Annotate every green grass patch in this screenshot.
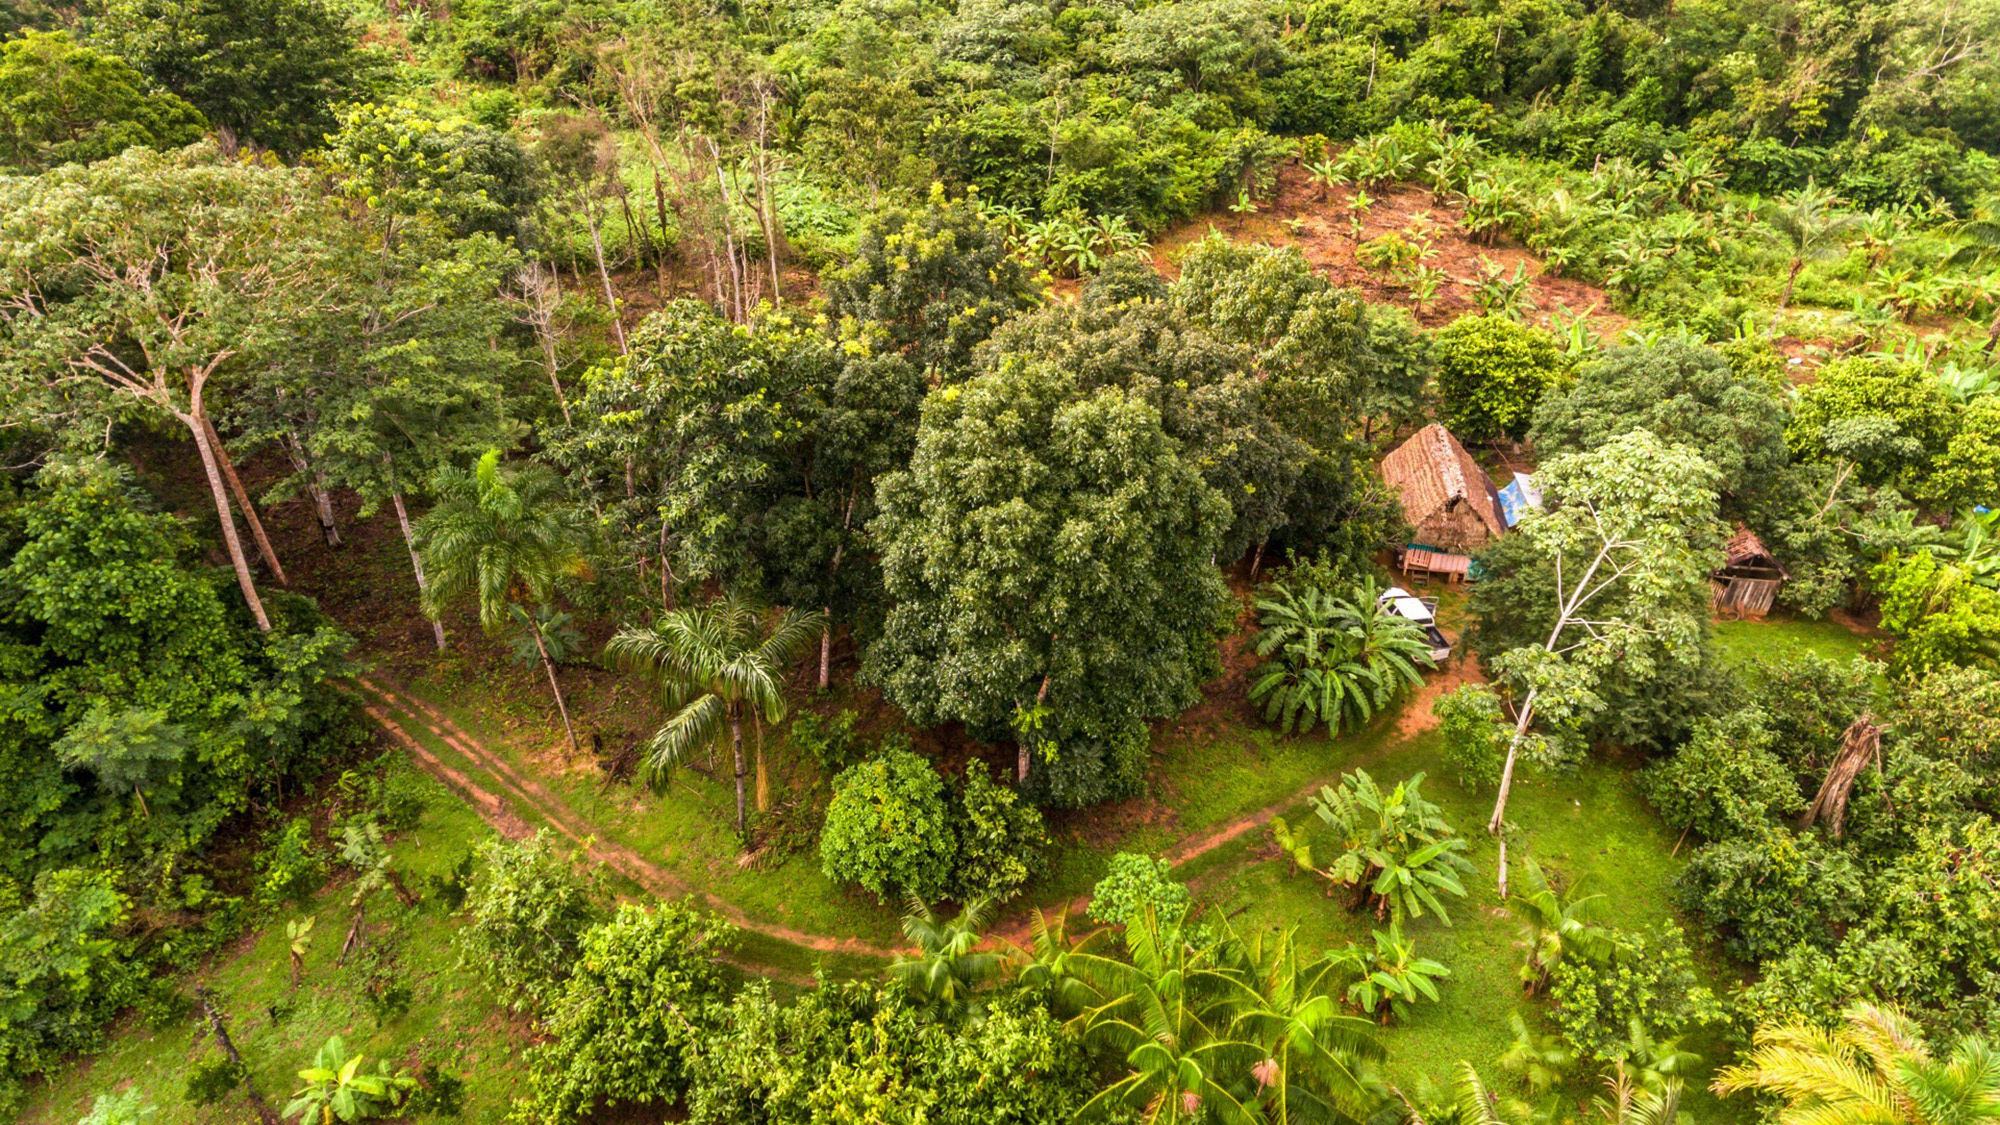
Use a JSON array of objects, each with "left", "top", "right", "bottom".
[
  {"left": 17, "top": 763, "right": 519, "bottom": 1125},
  {"left": 1712, "top": 614, "right": 1881, "bottom": 670}
]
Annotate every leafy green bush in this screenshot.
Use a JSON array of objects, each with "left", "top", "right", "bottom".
[
  {"left": 1675, "top": 827, "right": 1867, "bottom": 960},
  {"left": 1087, "top": 853, "right": 1190, "bottom": 926},
  {"left": 1433, "top": 315, "right": 1563, "bottom": 442},
  {"left": 1290, "top": 769, "right": 1471, "bottom": 925},
  {"left": 1435, "top": 684, "right": 1508, "bottom": 792},
  {"left": 789, "top": 709, "right": 863, "bottom": 776},
  {"left": 182, "top": 1055, "right": 243, "bottom": 1106},
  {"left": 819, "top": 746, "right": 956, "bottom": 903},
  {"left": 687, "top": 982, "right": 1095, "bottom": 1125},
  {"left": 0, "top": 868, "right": 132, "bottom": 1103},
  {"left": 1639, "top": 709, "right": 1804, "bottom": 842},
  {"left": 283, "top": 1036, "right": 414, "bottom": 1124},
  {"left": 523, "top": 904, "right": 735, "bottom": 1125},
  {"left": 455, "top": 831, "right": 605, "bottom": 1012},
  {"left": 950, "top": 767, "right": 1048, "bottom": 904},
  {"left": 77, "top": 1090, "right": 156, "bottom": 1125},
  {"left": 1547, "top": 924, "right": 1719, "bottom": 1062}
]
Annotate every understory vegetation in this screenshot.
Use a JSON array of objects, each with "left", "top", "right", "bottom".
[{"left": 4, "top": 0, "right": 2000, "bottom": 1120}]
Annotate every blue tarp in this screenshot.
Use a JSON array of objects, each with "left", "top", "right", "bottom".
[{"left": 1497, "top": 472, "right": 1542, "bottom": 528}]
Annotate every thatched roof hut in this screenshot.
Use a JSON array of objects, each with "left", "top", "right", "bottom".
[
  {"left": 1380, "top": 424, "right": 1508, "bottom": 553},
  {"left": 1712, "top": 525, "right": 1789, "bottom": 618}
]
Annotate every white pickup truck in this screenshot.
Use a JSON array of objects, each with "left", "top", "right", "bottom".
[{"left": 1379, "top": 586, "right": 1453, "bottom": 664}]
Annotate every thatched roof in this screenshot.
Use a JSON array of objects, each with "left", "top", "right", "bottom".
[
  {"left": 1381, "top": 424, "right": 1507, "bottom": 543},
  {"left": 1721, "top": 525, "right": 1789, "bottom": 578}
]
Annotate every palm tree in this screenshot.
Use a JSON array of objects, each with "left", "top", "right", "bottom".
[
  {"left": 1509, "top": 859, "right": 1628, "bottom": 994},
  {"left": 1227, "top": 924, "right": 1388, "bottom": 1124},
  {"left": 1761, "top": 181, "right": 1859, "bottom": 309},
  {"left": 1947, "top": 216, "right": 2000, "bottom": 353},
  {"left": 890, "top": 897, "right": 1002, "bottom": 1024},
  {"left": 416, "top": 450, "right": 591, "bottom": 753},
  {"left": 604, "top": 593, "right": 817, "bottom": 835},
  {"left": 1070, "top": 907, "right": 1268, "bottom": 1125},
  {"left": 1714, "top": 1003, "right": 2000, "bottom": 1125}
]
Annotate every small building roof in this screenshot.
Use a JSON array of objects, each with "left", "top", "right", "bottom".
[
  {"left": 1381, "top": 424, "right": 1508, "bottom": 542},
  {"left": 1720, "top": 525, "right": 1789, "bottom": 579}
]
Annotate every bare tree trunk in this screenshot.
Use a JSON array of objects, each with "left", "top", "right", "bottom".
[
  {"left": 391, "top": 488, "right": 448, "bottom": 652},
  {"left": 729, "top": 717, "right": 747, "bottom": 835},
  {"left": 185, "top": 412, "right": 271, "bottom": 632},
  {"left": 751, "top": 85, "right": 783, "bottom": 301},
  {"left": 583, "top": 197, "right": 629, "bottom": 354},
  {"left": 202, "top": 414, "right": 287, "bottom": 585},
  {"left": 1487, "top": 685, "right": 1541, "bottom": 839},
  {"left": 652, "top": 167, "right": 673, "bottom": 300},
  {"left": 1801, "top": 715, "right": 1884, "bottom": 840},
  {"left": 195, "top": 989, "right": 283, "bottom": 1125},
  {"left": 1779, "top": 258, "right": 1803, "bottom": 309},
  {"left": 286, "top": 433, "right": 341, "bottom": 546},
  {"left": 820, "top": 606, "right": 833, "bottom": 689},
  {"left": 754, "top": 714, "right": 769, "bottom": 813},
  {"left": 530, "top": 618, "right": 582, "bottom": 756}
]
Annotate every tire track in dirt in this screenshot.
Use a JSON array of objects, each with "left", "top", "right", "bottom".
[
  {"left": 359, "top": 661, "right": 1481, "bottom": 967},
  {"left": 353, "top": 675, "right": 902, "bottom": 964}
]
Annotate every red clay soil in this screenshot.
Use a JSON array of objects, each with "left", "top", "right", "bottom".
[{"left": 1149, "top": 162, "right": 1634, "bottom": 340}]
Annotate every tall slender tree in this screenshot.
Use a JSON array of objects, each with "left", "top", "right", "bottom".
[
  {"left": 415, "top": 451, "right": 592, "bottom": 753},
  {"left": 604, "top": 594, "right": 816, "bottom": 835}
]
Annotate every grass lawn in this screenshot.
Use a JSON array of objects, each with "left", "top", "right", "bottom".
[
  {"left": 1712, "top": 613, "right": 1882, "bottom": 670},
  {"left": 1184, "top": 729, "right": 1744, "bottom": 1118},
  {"left": 16, "top": 761, "right": 522, "bottom": 1125}
]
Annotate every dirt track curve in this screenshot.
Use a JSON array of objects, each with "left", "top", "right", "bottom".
[{"left": 355, "top": 662, "right": 1481, "bottom": 975}]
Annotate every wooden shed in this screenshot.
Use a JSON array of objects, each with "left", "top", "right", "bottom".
[
  {"left": 1380, "top": 424, "right": 1509, "bottom": 554},
  {"left": 1712, "top": 526, "right": 1789, "bottom": 618}
]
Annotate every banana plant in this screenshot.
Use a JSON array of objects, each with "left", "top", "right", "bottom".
[
  {"left": 1327, "top": 924, "right": 1449, "bottom": 1024},
  {"left": 283, "top": 1037, "right": 415, "bottom": 1124}
]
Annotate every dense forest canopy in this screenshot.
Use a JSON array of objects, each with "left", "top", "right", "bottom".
[{"left": 2, "top": 0, "right": 1999, "bottom": 1120}]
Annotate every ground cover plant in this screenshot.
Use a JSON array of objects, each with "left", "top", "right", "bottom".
[{"left": 5, "top": 0, "right": 2000, "bottom": 1118}]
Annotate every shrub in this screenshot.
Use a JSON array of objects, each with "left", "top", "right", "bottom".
[
  {"left": 0, "top": 868, "right": 132, "bottom": 1097},
  {"left": 1638, "top": 709, "right": 1804, "bottom": 842},
  {"left": 1547, "top": 924, "right": 1719, "bottom": 1062},
  {"left": 1433, "top": 315, "right": 1563, "bottom": 442},
  {"left": 523, "top": 904, "right": 735, "bottom": 1125},
  {"left": 1675, "top": 826, "right": 1868, "bottom": 960},
  {"left": 1435, "top": 684, "right": 1508, "bottom": 792},
  {"left": 77, "top": 1091, "right": 157, "bottom": 1125},
  {"left": 183, "top": 1055, "right": 243, "bottom": 1106},
  {"left": 254, "top": 817, "right": 327, "bottom": 912},
  {"left": 790, "top": 709, "right": 863, "bottom": 776},
  {"left": 951, "top": 767, "right": 1048, "bottom": 904},
  {"left": 1087, "top": 853, "right": 1190, "bottom": 926},
  {"left": 820, "top": 746, "right": 956, "bottom": 902},
  {"left": 455, "top": 831, "right": 605, "bottom": 1012}
]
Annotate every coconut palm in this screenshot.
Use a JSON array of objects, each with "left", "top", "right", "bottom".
[
  {"left": 1226, "top": 924, "right": 1388, "bottom": 1123},
  {"left": 1714, "top": 1003, "right": 2000, "bottom": 1125},
  {"left": 604, "top": 593, "right": 817, "bottom": 835},
  {"left": 1509, "top": 858, "right": 1629, "bottom": 993},
  {"left": 416, "top": 449, "right": 592, "bottom": 753},
  {"left": 1761, "top": 181, "right": 1859, "bottom": 309},
  {"left": 1071, "top": 906, "right": 1268, "bottom": 1125},
  {"left": 890, "top": 897, "right": 1002, "bottom": 1024}
]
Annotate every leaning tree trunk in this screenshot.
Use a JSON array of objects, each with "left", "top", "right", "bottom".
[
  {"left": 1779, "top": 258, "right": 1803, "bottom": 309},
  {"left": 1801, "top": 714, "right": 1884, "bottom": 840},
  {"left": 195, "top": 988, "right": 282, "bottom": 1125},
  {"left": 529, "top": 618, "right": 582, "bottom": 756},
  {"left": 202, "top": 413, "right": 287, "bottom": 585},
  {"left": 390, "top": 488, "right": 447, "bottom": 652},
  {"left": 583, "top": 196, "right": 628, "bottom": 355},
  {"left": 729, "top": 716, "right": 748, "bottom": 836},
  {"left": 183, "top": 411, "right": 271, "bottom": 632},
  {"left": 285, "top": 432, "right": 342, "bottom": 546}
]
